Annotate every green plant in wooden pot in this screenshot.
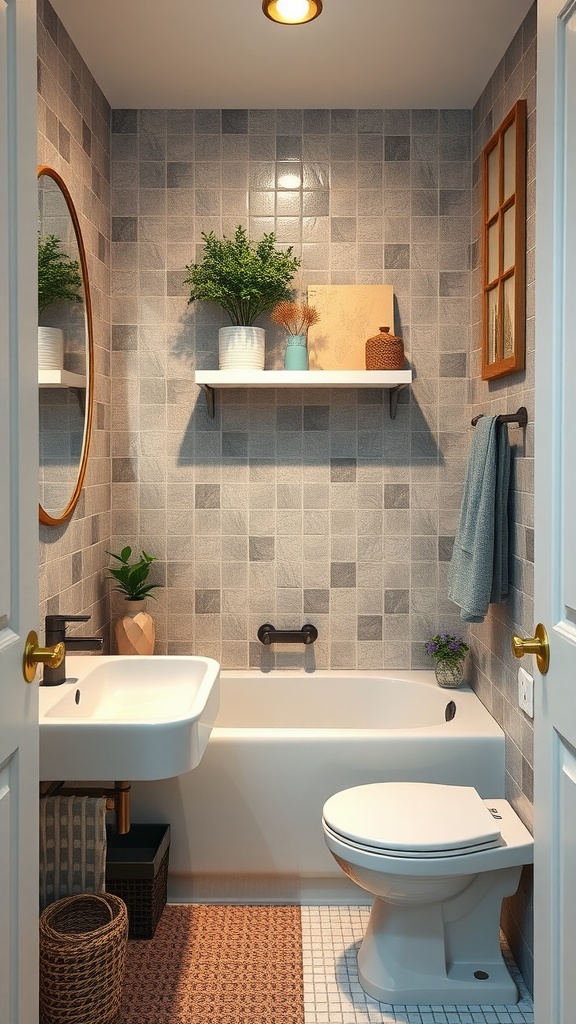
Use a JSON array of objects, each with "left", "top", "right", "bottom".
[
  {"left": 38, "top": 233, "right": 83, "bottom": 370},
  {"left": 184, "top": 225, "right": 300, "bottom": 370},
  {"left": 106, "top": 546, "right": 162, "bottom": 656}
]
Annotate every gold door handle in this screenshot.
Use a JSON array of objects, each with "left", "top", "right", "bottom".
[
  {"left": 511, "top": 622, "right": 550, "bottom": 675},
  {"left": 23, "top": 630, "right": 65, "bottom": 683}
]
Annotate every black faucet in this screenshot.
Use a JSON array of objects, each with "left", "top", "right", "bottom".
[{"left": 42, "top": 614, "right": 104, "bottom": 685}]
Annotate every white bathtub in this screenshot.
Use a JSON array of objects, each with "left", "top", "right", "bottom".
[{"left": 131, "top": 669, "right": 505, "bottom": 904}]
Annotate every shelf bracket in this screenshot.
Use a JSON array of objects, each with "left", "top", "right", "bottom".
[
  {"left": 199, "top": 384, "right": 215, "bottom": 418},
  {"left": 70, "top": 387, "right": 86, "bottom": 418},
  {"left": 389, "top": 384, "right": 408, "bottom": 420}
]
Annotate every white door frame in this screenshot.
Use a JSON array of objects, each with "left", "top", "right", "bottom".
[
  {"left": 0, "top": 0, "right": 41, "bottom": 1020},
  {"left": 533, "top": 0, "right": 576, "bottom": 1021}
]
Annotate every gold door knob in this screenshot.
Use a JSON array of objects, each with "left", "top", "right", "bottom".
[
  {"left": 23, "top": 630, "right": 65, "bottom": 683},
  {"left": 511, "top": 622, "right": 550, "bottom": 675}
]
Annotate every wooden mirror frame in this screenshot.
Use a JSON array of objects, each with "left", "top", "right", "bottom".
[
  {"left": 481, "top": 99, "right": 527, "bottom": 380},
  {"left": 38, "top": 166, "right": 94, "bottom": 526}
]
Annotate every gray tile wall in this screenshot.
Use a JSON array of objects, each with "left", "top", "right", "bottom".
[
  {"left": 469, "top": 4, "right": 536, "bottom": 992},
  {"left": 37, "top": 0, "right": 112, "bottom": 646},
  {"left": 109, "top": 107, "right": 472, "bottom": 668},
  {"left": 38, "top": 0, "right": 535, "bottom": 989}
]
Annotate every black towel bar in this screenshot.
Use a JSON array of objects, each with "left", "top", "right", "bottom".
[
  {"left": 257, "top": 623, "right": 318, "bottom": 646},
  {"left": 471, "top": 406, "right": 528, "bottom": 428}
]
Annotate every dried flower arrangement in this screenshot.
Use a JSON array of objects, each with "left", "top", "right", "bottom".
[{"left": 270, "top": 300, "right": 320, "bottom": 336}]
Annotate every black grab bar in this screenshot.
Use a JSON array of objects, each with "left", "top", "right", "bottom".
[
  {"left": 471, "top": 406, "right": 528, "bottom": 428},
  {"left": 257, "top": 623, "right": 318, "bottom": 646}
]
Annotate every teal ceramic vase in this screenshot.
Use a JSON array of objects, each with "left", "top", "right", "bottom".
[{"left": 284, "top": 334, "right": 308, "bottom": 370}]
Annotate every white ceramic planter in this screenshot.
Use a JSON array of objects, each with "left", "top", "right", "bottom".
[
  {"left": 218, "top": 326, "right": 265, "bottom": 370},
  {"left": 38, "top": 326, "right": 65, "bottom": 370}
]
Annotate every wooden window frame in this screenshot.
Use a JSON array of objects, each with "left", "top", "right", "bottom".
[{"left": 481, "top": 99, "right": 527, "bottom": 380}]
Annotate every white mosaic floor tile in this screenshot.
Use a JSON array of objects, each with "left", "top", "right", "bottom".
[{"left": 301, "top": 906, "right": 534, "bottom": 1024}]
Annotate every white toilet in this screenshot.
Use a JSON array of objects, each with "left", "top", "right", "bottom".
[{"left": 322, "top": 781, "right": 533, "bottom": 1005}]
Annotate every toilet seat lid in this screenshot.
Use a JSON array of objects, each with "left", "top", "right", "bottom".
[{"left": 322, "top": 783, "right": 502, "bottom": 855}]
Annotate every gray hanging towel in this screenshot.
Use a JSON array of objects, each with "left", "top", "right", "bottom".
[
  {"left": 40, "top": 794, "right": 107, "bottom": 911},
  {"left": 448, "top": 416, "right": 511, "bottom": 622}
]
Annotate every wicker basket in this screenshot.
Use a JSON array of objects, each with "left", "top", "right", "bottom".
[
  {"left": 105, "top": 823, "right": 170, "bottom": 939},
  {"left": 39, "top": 893, "right": 128, "bottom": 1024},
  {"left": 106, "top": 846, "right": 169, "bottom": 939},
  {"left": 365, "top": 326, "right": 404, "bottom": 370}
]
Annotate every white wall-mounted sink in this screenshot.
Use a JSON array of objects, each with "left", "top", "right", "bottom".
[{"left": 39, "top": 655, "right": 220, "bottom": 781}]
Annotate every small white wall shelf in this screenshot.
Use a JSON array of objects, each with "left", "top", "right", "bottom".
[
  {"left": 195, "top": 369, "right": 412, "bottom": 419},
  {"left": 39, "top": 369, "right": 87, "bottom": 415},
  {"left": 39, "top": 369, "right": 87, "bottom": 389}
]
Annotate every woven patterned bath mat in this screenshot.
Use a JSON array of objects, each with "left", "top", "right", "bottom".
[{"left": 117, "top": 904, "right": 304, "bottom": 1024}]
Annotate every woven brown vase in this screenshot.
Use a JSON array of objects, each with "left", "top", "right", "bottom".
[{"left": 365, "top": 326, "right": 405, "bottom": 370}]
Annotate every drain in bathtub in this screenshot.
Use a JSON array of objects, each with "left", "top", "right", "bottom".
[{"left": 444, "top": 700, "right": 456, "bottom": 721}]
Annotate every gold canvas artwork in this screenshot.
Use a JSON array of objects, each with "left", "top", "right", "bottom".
[{"left": 306, "top": 285, "right": 395, "bottom": 370}]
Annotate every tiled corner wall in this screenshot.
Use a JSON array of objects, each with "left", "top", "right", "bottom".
[
  {"left": 37, "top": 0, "right": 112, "bottom": 644},
  {"left": 109, "top": 106, "right": 472, "bottom": 670},
  {"left": 469, "top": 4, "right": 537, "bottom": 991}
]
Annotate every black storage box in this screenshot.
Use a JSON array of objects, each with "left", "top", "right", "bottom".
[{"left": 105, "top": 824, "right": 170, "bottom": 939}]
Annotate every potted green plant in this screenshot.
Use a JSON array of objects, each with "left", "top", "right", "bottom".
[
  {"left": 38, "top": 233, "right": 83, "bottom": 314},
  {"left": 106, "top": 546, "right": 161, "bottom": 655},
  {"left": 38, "top": 233, "right": 83, "bottom": 370},
  {"left": 184, "top": 225, "right": 300, "bottom": 370},
  {"left": 425, "top": 631, "right": 469, "bottom": 688}
]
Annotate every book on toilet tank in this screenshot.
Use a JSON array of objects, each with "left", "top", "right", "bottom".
[{"left": 306, "top": 284, "right": 395, "bottom": 370}]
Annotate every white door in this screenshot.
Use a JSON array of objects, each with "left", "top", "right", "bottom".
[
  {"left": 533, "top": 1, "right": 576, "bottom": 1021},
  {"left": 0, "top": 0, "right": 41, "bottom": 1021}
]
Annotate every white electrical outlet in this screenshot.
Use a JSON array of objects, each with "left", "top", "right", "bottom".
[{"left": 518, "top": 666, "right": 534, "bottom": 718}]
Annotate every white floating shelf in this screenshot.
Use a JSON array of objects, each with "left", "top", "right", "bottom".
[
  {"left": 39, "top": 369, "right": 87, "bottom": 388},
  {"left": 195, "top": 369, "right": 412, "bottom": 419},
  {"left": 195, "top": 369, "right": 411, "bottom": 388}
]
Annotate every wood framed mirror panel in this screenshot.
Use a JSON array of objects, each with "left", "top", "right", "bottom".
[
  {"left": 481, "top": 99, "right": 527, "bottom": 380},
  {"left": 38, "top": 166, "right": 94, "bottom": 526}
]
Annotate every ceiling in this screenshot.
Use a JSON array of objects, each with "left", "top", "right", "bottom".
[{"left": 50, "top": 0, "right": 534, "bottom": 110}]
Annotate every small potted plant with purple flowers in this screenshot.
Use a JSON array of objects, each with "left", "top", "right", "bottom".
[{"left": 425, "top": 631, "right": 469, "bottom": 688}]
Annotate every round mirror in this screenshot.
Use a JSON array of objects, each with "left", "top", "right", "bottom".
[{"left": 38, "top": 167, "right": 94, "bottom": 526}]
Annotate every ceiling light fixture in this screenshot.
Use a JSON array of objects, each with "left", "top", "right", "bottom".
[{"left": 262, "top": 0, "right": 322, "bottom": 25}]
